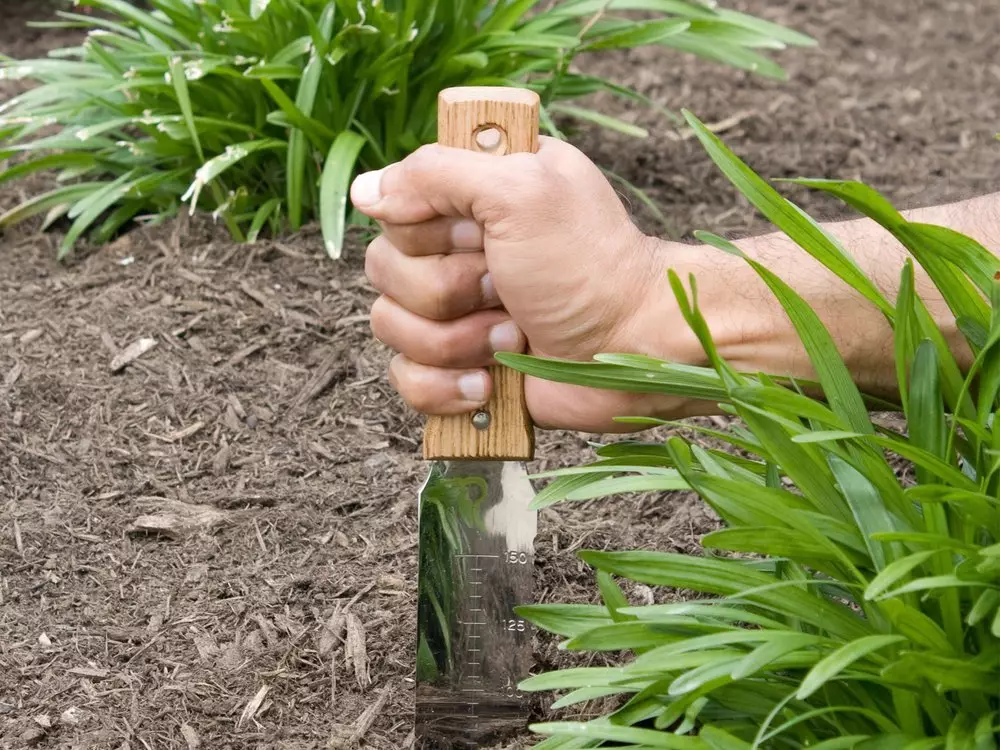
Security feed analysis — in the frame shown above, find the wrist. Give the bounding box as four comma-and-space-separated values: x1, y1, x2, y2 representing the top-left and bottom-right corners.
607, 234, 767, 418
618, 232, 896, 416
624, 235, 777, 370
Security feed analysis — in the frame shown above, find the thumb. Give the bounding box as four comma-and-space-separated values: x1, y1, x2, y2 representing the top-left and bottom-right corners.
350, 138, 567, 227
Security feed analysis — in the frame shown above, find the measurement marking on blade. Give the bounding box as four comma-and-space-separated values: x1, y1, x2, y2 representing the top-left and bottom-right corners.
459, 546, 498, 734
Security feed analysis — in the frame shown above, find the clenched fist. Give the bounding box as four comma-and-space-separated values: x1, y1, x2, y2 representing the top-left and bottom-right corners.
350, 137, 707, 433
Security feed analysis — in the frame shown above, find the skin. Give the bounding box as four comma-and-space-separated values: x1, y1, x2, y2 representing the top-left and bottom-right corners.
350, 136, 1000, 434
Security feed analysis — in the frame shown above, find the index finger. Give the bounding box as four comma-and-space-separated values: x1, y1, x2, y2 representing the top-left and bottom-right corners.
378, 215, 485, 258
349, 137, 567, 227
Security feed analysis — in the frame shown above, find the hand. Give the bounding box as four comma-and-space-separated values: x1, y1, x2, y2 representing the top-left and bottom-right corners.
350, 137, 709, 433
351, 130, 1000, 431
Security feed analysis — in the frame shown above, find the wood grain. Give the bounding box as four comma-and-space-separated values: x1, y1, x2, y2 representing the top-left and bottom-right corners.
423, 87, 539, 462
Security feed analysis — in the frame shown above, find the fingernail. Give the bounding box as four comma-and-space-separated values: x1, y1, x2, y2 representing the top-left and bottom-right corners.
351, 168, 385, 207
451, 219, 481, 249
480, 273, 500, 307
458, 372, 488, 404
489, 320, 522, 353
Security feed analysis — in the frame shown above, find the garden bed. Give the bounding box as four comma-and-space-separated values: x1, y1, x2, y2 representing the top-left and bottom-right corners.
1, 1, 999, 748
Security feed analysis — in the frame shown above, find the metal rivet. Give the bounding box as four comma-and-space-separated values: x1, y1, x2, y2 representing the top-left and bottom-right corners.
472, 411, 491, 431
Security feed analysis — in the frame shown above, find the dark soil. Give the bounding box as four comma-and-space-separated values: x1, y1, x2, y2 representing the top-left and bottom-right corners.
2, 1, 998, 748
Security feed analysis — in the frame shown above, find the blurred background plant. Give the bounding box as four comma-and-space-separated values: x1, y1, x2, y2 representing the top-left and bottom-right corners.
498, 115, 1000, 747
0, 0, 813, 260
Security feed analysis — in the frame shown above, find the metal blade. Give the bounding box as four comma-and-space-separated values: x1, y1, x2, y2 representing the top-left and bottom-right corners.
415, 459, 537, 749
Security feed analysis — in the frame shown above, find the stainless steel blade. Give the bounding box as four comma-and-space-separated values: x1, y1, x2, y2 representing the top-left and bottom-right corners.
415, 459, 537, 749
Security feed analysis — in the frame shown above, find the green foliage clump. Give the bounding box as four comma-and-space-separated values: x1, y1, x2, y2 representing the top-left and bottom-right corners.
0, 0, 813, 259
498, 115, 1000, 747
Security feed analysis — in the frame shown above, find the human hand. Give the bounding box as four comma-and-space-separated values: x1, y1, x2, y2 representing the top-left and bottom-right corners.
351, 134, 997, 432
350, 137, 716, 433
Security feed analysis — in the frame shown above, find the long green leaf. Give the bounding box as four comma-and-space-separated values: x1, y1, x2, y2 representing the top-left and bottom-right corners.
744, 257, 872, 433
529, 721, 706, 748
731, 633, 826, 679
320, 130, 365, 259
59, 171, 141, 256
863, 551, 936, 601
796, 635, 906, 700
79, 0, 191, 46
579, 550, 868, 638
683, 112, 892, 317
0, 152, 97, 187
516, 604, 614, 638
829, 455, 905, 572
792, 180, 992, 330
247, 197, 281, 243
519, 667, 640, 692
168, 55, 203, 162
287, 53, 323, 229
0, 183, 106, 228
874, 575, 992, 601
548, 103, 649, 138
584, 19, 690, 50
497, 353, 729, 402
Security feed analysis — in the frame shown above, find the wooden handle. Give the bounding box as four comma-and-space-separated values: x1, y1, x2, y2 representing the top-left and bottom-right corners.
422, 87, 539, 462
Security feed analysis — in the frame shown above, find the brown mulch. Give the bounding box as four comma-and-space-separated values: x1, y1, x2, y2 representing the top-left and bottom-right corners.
1, 1, 999, 748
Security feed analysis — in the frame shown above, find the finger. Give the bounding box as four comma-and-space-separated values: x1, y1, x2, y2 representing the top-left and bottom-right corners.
379, 215, 484, 257
371, 296, 525, 368
365, 237, 500, 320
388, 354, 492, 415
350, 137, 572, 225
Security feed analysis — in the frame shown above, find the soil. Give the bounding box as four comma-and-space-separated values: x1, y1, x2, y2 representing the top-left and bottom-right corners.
1, 1, 999, 748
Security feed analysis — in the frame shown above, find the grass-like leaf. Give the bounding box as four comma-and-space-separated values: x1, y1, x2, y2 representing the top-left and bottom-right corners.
682, 112, 892, 318
795, 635, 907, 700
319, 130, 366, 258
529, 721, 706, 747
0, 0, 810, 256
743, 257, 871, 434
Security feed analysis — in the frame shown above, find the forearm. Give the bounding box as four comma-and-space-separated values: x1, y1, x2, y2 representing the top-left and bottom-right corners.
636, 192, 1000, 411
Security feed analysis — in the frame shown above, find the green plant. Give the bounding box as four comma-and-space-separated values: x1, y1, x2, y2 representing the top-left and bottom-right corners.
495, 113, 1000, 747
0, 0, 813, 259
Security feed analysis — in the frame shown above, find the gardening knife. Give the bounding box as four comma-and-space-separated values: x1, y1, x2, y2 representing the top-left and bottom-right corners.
414, 86, 539, 750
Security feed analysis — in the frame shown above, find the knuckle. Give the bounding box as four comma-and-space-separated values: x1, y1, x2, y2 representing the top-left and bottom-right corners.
481, 157, 549, 217
397, 371, 436, 413
364, 236, 389, 289
368, 296, 394, 346
428, 327, 466, 368
427, 259, 460, 321
405, 388, 436, 414
516, 160, 554, 204
391, 223, 427, 255
434, 258, 482, 320
402, 144, 441, 179
428, 331, 455, 367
